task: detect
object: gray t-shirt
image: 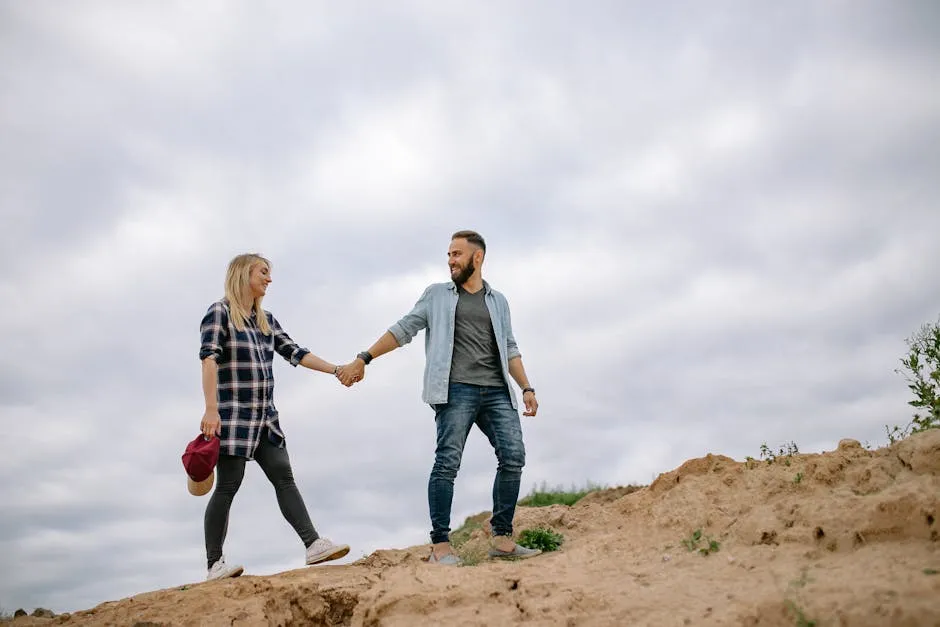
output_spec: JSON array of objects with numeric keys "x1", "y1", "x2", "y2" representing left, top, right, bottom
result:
[{"x1": 449, "y1": 285, "x2": 505, "y2": 387}]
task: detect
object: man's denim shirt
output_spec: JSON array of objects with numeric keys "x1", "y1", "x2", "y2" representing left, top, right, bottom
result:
[{"x1": 389, "y1": 280, "x2": 522, "y2": 409}]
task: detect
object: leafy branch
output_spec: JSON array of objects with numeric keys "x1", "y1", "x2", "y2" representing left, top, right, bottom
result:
[{"x1": 889, "y1": 317, "x2": 940, "y2": 443}]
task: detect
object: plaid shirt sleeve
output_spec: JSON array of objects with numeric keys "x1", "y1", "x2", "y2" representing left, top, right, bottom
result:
[
  {"x1": 269, "y1": 313, "x2": 310, "y2": 366},
  {"x1": 199, "y1": 301, "x2": 229, "y2": 361}
]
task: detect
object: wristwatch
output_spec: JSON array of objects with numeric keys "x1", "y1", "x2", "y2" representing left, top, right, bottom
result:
[
  {"x1": 522, "y1": 387, "x2": 535, "y2": 395},
  {"x1": 356, "y1": 351, "x2": 374, "y2": 365}
]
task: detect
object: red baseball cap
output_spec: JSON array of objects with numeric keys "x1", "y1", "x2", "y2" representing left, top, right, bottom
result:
[{"x1": 182, "y1": 434, "x2": 220, "y2": 496}]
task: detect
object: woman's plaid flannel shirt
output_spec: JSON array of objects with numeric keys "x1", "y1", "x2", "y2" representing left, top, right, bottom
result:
[{"x1": 199, "y1": 299, "x2": 310, "y2": 459}]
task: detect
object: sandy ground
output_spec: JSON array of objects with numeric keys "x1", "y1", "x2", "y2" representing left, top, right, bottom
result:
[{"x1": 10, "y1": 429, "x2": 940, "y2": 626}]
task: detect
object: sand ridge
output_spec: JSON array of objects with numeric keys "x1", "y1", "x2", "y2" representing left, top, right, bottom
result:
[{"x1": 12, "y1": 429, "x2": 940, "y2": 626}]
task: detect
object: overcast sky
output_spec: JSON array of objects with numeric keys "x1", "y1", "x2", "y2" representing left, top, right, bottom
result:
[{"x1": 2, "y1": 0, "x2": 938, "y2": 614}]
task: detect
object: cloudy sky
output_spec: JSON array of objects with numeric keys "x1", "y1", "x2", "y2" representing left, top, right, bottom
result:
[{"x1": 2, "y1": 0, "x2": 939, "y2": 614}]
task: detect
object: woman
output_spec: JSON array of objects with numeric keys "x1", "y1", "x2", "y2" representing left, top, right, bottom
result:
[{"x1": 198, "y1": 253, "x2": 350, "y2": 581}]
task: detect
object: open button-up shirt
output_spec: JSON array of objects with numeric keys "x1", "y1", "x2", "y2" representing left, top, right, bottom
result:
[
  {"x1": 388, "y1": 281, "x2": 522, "y2": 409},
  {"x1": 199, "y1": 299, "x2": 309, "y2": 459}
]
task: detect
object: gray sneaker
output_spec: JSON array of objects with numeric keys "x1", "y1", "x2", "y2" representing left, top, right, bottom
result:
[
  {"x1": 428, "y1": 550, "x2": 463, "y2": 565},
  {"x1": 488, "y1": 543, "x2": 542, "y2": 559}
]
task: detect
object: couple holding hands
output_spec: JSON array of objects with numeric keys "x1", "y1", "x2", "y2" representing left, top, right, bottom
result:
[{"x1": 195, "y1": 230, "x2": 541, "y2": 581}]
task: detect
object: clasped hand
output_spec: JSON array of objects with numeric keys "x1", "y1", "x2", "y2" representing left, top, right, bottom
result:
[{"x1": 334, "y1": 360, "x2": 365, "y2": 387}]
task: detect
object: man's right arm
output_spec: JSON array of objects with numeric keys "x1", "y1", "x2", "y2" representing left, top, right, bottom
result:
[
  {"x1": 386, "y1": 284, "x2": 434, "y2": 347},
  {"x1": 336, "y1": 331, "x2": 400, "y2": 385},
  {"x1": 336, "y1": 286, "x2": 433, "y2": 385},
  {"x1": 364, "y1": 331, "x2": 401, "y2": 361}
]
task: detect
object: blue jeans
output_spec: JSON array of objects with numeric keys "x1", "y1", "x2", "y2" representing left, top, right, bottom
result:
[{"x1": 428, "y1": 383, "x2": 526, "y2": 544}]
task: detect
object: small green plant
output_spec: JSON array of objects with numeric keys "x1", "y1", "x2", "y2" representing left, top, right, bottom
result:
[
  {"x1": 759, "y1": 441, "x2": 799, "y2": 465},
  {"x1": 889, "y1": 318, "x2": 940, "y2": 443},
  {"x1": 885, "y1": 424, "x2": 904, "y2": 444},
  {"x1": 785, "y1": 600, "x2": 817, "y2": 627},
  {"x1": 517, "y1": 481, "x2": 606, "y2": 507},
  {"x1": 681, "y1": 529, "x2": 720, "y2": 556},
  {"x1": 793, "y1": 472, "x2": 803, "y2": 484},
  {"x1": 517, "y1": 527, "x2": 565, "y2": 552},
  {"x1": 789, "y1": 567, "x2": 813, "y2": 590},
  {"x1": 759, "y1": 443, "x2": 771, "y2": 461},
  {"x1": 924, "y1": 568, "x2": 939, "y2": 575},
  {"x1": 784, "y1": 569, "x2": 817, "y2": 625},
  {"x1": 745, "y1": 456, "x2": 757, "y2": 469}
]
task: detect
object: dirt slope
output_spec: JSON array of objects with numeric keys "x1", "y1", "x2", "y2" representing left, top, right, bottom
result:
[{"x1": 12, "y1": 430, "x2": 940, "y2": 626}]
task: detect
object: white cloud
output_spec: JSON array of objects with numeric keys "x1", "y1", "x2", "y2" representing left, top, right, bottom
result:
[
  {"x1": 10, "y1": 1, "x2": 241, "y2": 85},
  {"x1": 291, "y1": 86, "x2": 454, "y2": 223}
]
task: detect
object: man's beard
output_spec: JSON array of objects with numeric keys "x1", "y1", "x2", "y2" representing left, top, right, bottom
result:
[{"x1": 452, "y1": 258, "x2": 476, "y2": 286}]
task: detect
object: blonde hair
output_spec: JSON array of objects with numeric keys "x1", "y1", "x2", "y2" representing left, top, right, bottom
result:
[{"x1": 224, "y1": 253, "x2": 272, "y2": 334}]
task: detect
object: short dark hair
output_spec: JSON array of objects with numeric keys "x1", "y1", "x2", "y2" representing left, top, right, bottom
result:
[{"x1": 451, "y1": 230, "x2": 486, "y2": 254}]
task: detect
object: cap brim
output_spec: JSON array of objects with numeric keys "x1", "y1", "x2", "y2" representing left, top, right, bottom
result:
[{"x1": 188, "y1": 471, "x2": 214, "y2": 497}]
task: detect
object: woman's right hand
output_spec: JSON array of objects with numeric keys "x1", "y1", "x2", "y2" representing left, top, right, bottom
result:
[{"x1": 201, "y1": 410, "x2": 221, "y2": 438}]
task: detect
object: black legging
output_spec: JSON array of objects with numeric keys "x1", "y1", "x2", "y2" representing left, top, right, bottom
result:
[{"x1": 204, "y1": 430, "x2": 319, "y2": 568}]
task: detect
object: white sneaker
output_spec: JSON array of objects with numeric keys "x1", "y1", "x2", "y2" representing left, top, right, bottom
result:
[
  {"x1": 206, "y1": 556, "x2": 244, "y2": 581},
  {"x1": 305, "y1": 538, "x2": 350, "y2": 565}
]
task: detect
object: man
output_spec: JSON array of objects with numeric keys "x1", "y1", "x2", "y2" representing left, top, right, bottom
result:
[{"x1": 337, "y1": 230, "x2": 541, "y2": 564}]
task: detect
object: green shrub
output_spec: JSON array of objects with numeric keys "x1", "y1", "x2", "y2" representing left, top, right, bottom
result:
[
  {"x1": 889, "y1": 317, "x2": 940, "y2": 443},
  {"x1": 517, "y1": 527, "x2": 565, "y2": 552}
]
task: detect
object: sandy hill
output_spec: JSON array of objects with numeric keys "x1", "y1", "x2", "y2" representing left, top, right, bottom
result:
[{"x1": 11, "y1": 430, "x2": 940, "y2": 627}]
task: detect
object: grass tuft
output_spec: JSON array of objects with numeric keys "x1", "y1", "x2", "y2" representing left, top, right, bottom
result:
[
  {"x1": 518, "y1": 481, "x2": 606, "y2": 507},
  {"x1": 457, "y1": 542, "x2": 489, "y2": 566},
  {"x1": 449, "y1": 512, "x2": 489, "y2": 549}
]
